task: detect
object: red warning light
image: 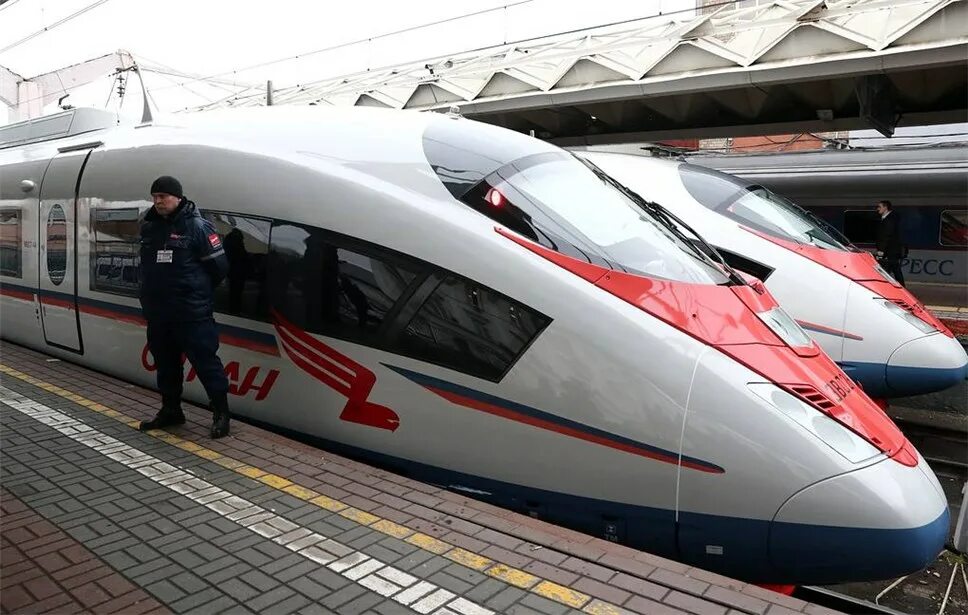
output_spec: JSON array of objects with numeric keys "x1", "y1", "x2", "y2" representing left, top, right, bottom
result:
[{"x1": 486, "y1": 187, "x2": 506, "y2": 208}]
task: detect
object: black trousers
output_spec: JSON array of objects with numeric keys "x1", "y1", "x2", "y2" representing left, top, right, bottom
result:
[
  {"x1": 147, "y1": 318, "x2": 229, "y2": 402},
  {"x1": 881, "y1": 257, "x2": 906, "y2": 287}
]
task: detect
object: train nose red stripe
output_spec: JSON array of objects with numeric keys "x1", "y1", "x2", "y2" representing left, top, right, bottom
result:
[{"x1": 497, "y1": 226, "x2": 907, "y2": 458}]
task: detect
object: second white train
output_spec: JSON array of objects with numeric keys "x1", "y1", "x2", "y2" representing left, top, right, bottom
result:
[{"x1": 576, "y1": 151, "x2": 968, "y2": 400}]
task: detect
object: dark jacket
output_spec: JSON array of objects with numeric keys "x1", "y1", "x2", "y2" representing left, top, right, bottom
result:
[
  {"x1": 139, "y1": 199, "x2": 228, "y2": 322},
  {"x1": 875, "y1": 211, "x2": 903, "y2": 259}
]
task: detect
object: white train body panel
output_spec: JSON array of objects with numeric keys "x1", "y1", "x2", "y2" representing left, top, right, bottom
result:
[
  {"x1": 0, "y1": 107, "x2": 949, "y2": 585},
  {"x1": 578, "y1": 151, "x2": 968, "y2": 398}
]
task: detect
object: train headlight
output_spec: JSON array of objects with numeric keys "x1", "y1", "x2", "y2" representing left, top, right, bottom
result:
[
  {"x1": 876, "y1": 299, "x2": 936, "y2": 334},
  {"x1": 748, "y1": 383, "x2": 881, "y2": 463},
  {"x1": 757, "y1": 307, "x2": 812, "y2": 348}
]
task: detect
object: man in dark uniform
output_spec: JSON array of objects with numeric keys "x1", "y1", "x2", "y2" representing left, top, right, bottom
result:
[
  {"x1": 138, "y1": 176, "x2": 232, "y2": 438},
  {"x1": 875, "y1": 199, "x2": 905, "y2": 286}
]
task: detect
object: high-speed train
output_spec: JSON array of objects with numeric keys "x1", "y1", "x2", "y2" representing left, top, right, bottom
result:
[
  {"x1": 0, "y1": 106, "x2": 949, "y2": 585},
  {"x1": 576, "y1": 151, "x2": 968, "y2": 400},
  {"x1": 689, "y1": 144, "x2": 968, "y2": 287}
]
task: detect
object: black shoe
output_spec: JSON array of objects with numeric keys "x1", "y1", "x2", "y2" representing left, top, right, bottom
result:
[
  {"x1": 210, "y1": 394, "x2": 230, "y2": 439},
  {"x1": 139, "y1": 407, "x2": 185, "y2": 431},
  {"x1": 140, "y1": 393, "x2": 185, "y2": 431}
]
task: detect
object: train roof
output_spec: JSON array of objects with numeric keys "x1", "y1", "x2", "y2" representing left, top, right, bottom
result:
[
  {"x1": 0, "y1": 108, "x2": 120, "y2": 150},
  {"x1": 685, "y1": 143, "x2": 968, "y2": 177},
  {"x1": 1, "y1": 106, "x2": 561, "y2": 178}
]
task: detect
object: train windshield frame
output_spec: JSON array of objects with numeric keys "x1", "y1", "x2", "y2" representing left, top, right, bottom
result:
[
  {"x1": 678, "y1": 163, "x2": 855, "y2": 252},
  {"x1": 466, "y1": 152, "x2": 731, "y2": 285}
]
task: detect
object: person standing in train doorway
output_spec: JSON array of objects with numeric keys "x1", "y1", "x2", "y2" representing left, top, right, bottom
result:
[
  {"x1": 875, "y1": 200, "x2": 906, "y2": 287},
  {"x1": 138, "y1": 176, "x2": 232, "y2": 439}
]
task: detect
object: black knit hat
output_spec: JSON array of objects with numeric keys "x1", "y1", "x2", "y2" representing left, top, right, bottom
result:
[{"x1": 150, "y1": 176, "x2": 183, "y2": 198}]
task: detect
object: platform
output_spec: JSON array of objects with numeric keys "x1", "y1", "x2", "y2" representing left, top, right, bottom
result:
[
  {"x1": 908, "y1": 283, "x2": 968, "y2": 339},
  {"x1": 0, "y1": 340, "x2": 842, "y2": 615}
]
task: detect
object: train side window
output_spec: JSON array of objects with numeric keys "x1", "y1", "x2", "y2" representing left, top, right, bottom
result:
[
  {"x1": 0, "y1": 208, "x2": 22, "y2": 278},
  {"x1": 91, "y1": 208, "x2": 143, "y2": 297},
  {"x1": 201, "y1": 212, "x2": 272, "y2": 321},
  {"x1": 843, "y1": 210, "x2": 880, "y2": 244},
  {"x1": 268, "y1": 221, "x2": 422, "y2": 344},
  {"x1": 393, "y1": 276, "x2": 550, "y2": 381},
  {"x1": 940, "y1": 210, "x2": 967, "y2": 247}
]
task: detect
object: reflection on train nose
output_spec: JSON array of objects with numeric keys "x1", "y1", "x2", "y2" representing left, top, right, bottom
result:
[
  {"x1": 770, "y1": 457, "x2": 949, "y2": 585},
  {"x1": 886, "y1": 333, "x2": 968, "y2": 395}
]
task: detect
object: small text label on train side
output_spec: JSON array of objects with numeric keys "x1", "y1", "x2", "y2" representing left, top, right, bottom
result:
[{"x1": 824, "y1": 373, "x2": 855, "y2": 404}]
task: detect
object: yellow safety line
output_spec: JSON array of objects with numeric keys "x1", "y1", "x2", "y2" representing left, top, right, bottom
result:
[{"x1": 0, "y1": 363, "x2": 609, "y2": 611}]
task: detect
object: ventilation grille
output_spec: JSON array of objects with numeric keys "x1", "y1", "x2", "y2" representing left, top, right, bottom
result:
[{"x1": 788, "y1": 385, "x2": 836, "y2": 410}]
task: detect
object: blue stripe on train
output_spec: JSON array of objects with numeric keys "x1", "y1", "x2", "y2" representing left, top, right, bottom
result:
[
  {"x1": 235, "y1": 412, "x2": 948, "y2": 585},
  {"x1": 840, "y1": 360, "x2": 968, "y2": 397},
  {"x1": 383, "y1": 364, "x2": 724, "y2": 473},
  {"x1": 3, "y1": 281, "x2": 277, "y2": 351}
]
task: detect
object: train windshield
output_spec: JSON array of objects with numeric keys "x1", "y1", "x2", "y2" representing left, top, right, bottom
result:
[
  {"x1": 461, "y1": 152, "x2": 731, "y2": 285},
  {"x1": 679, "y1": 163, "x2": 853, "y2": 251}
]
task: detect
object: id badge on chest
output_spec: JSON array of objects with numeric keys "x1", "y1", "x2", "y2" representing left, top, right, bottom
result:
[{"x1": 156, "y1": 249, "x2": 173, "y2": 264}]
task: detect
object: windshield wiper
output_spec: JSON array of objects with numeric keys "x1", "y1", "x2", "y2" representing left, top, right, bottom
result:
[
  {"x1": 639, "y1": 194, "x2": 748, "y2": 287},
  {"x1": 752, "y1": 185, "x2": 857, "y2": 251},
  {"x1": 582, "y1": 161, "x2": 747, "y2": 286},
  {"x1": 802, "y1": 209, "x2": 857, "y2": 251}
]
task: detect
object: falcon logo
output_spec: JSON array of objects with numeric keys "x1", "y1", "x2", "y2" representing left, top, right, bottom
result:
[
  {"x1": 208, "y1": 233, "x2": 222, "y2": 248},
  {"x1": 271, "y1": 309, "x2": 400, "y2": 431}
]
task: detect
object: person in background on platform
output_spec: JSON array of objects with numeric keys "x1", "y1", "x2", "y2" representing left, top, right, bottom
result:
[
  {"x1": 138, "y1": 176, "x2": 232, "y2": 438},
  {"x1": 875, "y1": 199, "x2": 905, "y2": 287}
]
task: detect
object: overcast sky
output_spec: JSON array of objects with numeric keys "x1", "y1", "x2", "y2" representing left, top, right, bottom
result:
[{"x1": 0, "y1": 0, "x2": 690, "y2": 124}]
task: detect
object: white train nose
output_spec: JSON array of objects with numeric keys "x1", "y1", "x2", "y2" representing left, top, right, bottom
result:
[
  {"x1": 769, "y1": 454, "x2": 949, "y2": 585},
  {"x1": 886, "y1": 333, "x2": 968, "y2": 396}
]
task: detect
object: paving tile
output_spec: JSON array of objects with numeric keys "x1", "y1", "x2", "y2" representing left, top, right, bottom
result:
[
  {"x1": 523, "y1": 561, "x2": 580, "y2": 587},
  {"x1": 23, "y1": 576, "x2": 62, "y2": 601},
  {"x1": 289, "y1": 576, "x2": 330, "y2": 601},
  {"x1": 170, "y1": 571, "x2": 209, "y2": 595},
  {"x1": 95, "y1": 573, "x2": 139, "y2": 598},
  {"x1": 220, "y1": 578, "x2": 262, "y2": 602},
  {"x1": 625, "y1": 595, "x2": 691, "y2": 615},
  {"x1": 650, "y1": 568, "x2": 711, "y2": 596},
  {"x1": 333, "y1": 591, "x2": 384, "y2": 615},
  {"x1": 372, "y1": 600, "x2": 417, "y2": 615},
  {"x1": 486, "y1": 586, "x2": 528, "y2": 612},
  {"x1": 664, "y1": 590, "x2": 730, "y2": 615},
  {"x1": 319, "y1": 584, "x2": 369, "y2": 610},
  {"x1": 271, "y1": 559, "x2": 320, "y2": 584},
  {"x1": 182, "y1": 596, "x2": 240, "y2": 615},
  {"x1": 268, "y1": 593, "x2": 313, "y2": 615},
  {"x1": 240, "y1": 569, "x2": 279, "y2": 593},
  {"x1": 703, "y1": 586, "x2": 770, "y2": 614},
  {"x1": 144, "y1": 579, "x2": 187, "y2": 604},
  {"x1": 519, "y1": 592, "x2": 572, "y2": 615},
  {"x1": 132, "y1": 563, "x2": 185, "y2": 587},
  {"x1": 360, "y1": 542, "x2": 405, "y2": 565},
  {"x1": 308, "y1": 566, "x2": 352, "y2": 591}
]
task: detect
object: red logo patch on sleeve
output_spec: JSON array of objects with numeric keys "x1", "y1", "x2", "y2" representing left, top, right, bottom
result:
[{"x1": 208, "y1": 233, "x2": 222, "y2": 249}]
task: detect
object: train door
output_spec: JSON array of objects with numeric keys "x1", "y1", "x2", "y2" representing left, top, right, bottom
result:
[{"x1": 38, "y1": 150, "x2": 92, "y2": 353}]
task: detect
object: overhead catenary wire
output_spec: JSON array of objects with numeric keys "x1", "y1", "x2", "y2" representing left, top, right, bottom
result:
[
  {"x1": 5, "y1": 2, "x2": 536, "y2": 112},
  {"x1": 146, "y1": 0, "x2": 538, "y2": 96},
  {"x1": 7, "y1": 60, "x2": 258, "y2": 111},
  {"x1": 0, "y1": 0, "x2": 25, "y2": 14},
  {"x1": 162, "y1": 0, "x2": 756, "y2": 104},
  {"x1": 6, "y1": 0, "x2": 786, "y2": 114},
  {"x1": 0, "y1": 0, "x2": 113, "y2": 54}
]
